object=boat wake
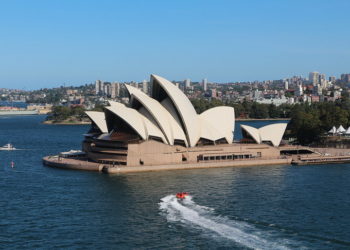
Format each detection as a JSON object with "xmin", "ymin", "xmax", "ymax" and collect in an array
[{"xmin": 159, "ymin": 195, "xmax": 301, "ymax": 250}]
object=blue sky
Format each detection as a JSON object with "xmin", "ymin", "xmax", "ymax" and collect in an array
[{"xmin": 1, "ymin": 0, "xmax": 350, "ymax": 89}]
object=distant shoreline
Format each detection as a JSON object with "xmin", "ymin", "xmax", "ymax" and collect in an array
[
  {"xmin": 42, "ymin": 118, "xmax": 290, "ymax": 125},
  {"xmin": 42, "ymin": 120, "xmax": 90, "ymax": 125},
  {"xmin": 236, "ymin": 118, "xmax": 290, "ymax": 121}
]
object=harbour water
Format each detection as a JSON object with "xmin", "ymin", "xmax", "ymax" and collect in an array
[{"xmin": 1, "ymin": 115, "xmax": 350, "ymax": 249}]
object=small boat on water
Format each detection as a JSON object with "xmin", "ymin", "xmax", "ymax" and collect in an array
[
  {"xmin": 0, "ymin": 143, "xmax": 16, "ymax": 150},
  {"xmin": 176, "ymin": 192, "xmax": 189, "ymax": 199}
]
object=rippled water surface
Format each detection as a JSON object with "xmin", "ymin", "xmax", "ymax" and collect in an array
[{"xmin": 1, "ymin": 116, "xmax": 350, "ymax": 249}]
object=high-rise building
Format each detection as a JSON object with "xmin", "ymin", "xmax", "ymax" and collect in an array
[
  {"xmin": 111, "ymin": 82, "xmax": 120, "ymax": 99},
  {"xmin": 184, "ymin": 78, "xmax": 191, "ymax": 88},
  {"xmin": 315, "ymin": 84, "xmax": 323, "ymax": 96},
  {"xmin": 142, "ymin": 80, "xmax": 148, "ymax": 94},
  {"xmin": 341, "ymin": 74, "xmax": 350, "ymax": 83},
  {"xmin": 95, "ymin": 80, "xmax": 102, "ymax": 95},
  {"xmin": 329, "ymin": 76, "xmax": 336, "ymax": 83},
  {"xmin": 284, "ymin": 80, "xmax": 289, "ymax": 90},
  {"xmin": 319, "ymin": 74, "xmax": 326, "ymax": 82},
  {"xmin": 103, "ymin": 82, "xmax": 111, "ymax": 96},
  {"xmin": 202, "ymin": 78, "xmax": 208, "ymax": 91},
  {"xmin": 309, "ymin": 72, "xmax": 319, "ymax": 86},
  {"xmin": 295, "ymin": 83, "xmax": 303, "ymax": 97}
]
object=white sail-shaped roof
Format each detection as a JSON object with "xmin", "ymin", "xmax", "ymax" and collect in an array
[
  {"xmin": 241, "ymin": 125, "xmax": 261, "ymax": 144},
  {"xmin": 241, "ymin": 123, "xmax": 287, "ymax": 147},
  {"xmin": 328, "ymin": 126, "xmax": 336, "ymax": 134},
  {"xmin": 125, "ymin": 84, "xmax": 187, "ymax": 146},
  {"xmin": 151, "ymin": 74, "xmax": 200, "ymax": 147},
  {"xmin": 199, "ymin": 106, "xmax": 235, "ymax": 143},
  {"xmin": 337, "ymin": 125, "xmax": 346, "ymax": 133},
  {"xmin": 259, "ymin": 123, "xmax": 288, "ymax": 147},
  {"xmin": 85, "ymin": 111, "xmax": 108, "ymax": 133},
  {"xmin": 83, "ymin": 74, "xmax": 241, "ymax": 147},
  {"xmin": 105, "ymin": 106, "xmax": 166, "ymax": 143},
  {"xmin": 108, "ymin": 100, "xmax": 125, "ymax": 108}
]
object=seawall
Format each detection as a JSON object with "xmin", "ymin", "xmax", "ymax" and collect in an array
[{"xmin": 43, "ymin": 156, "xmax": 292, "ymax": 174}]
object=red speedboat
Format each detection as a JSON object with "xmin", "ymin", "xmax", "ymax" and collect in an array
[{"xmin": 176, "ymin": 192, "xmax": 189, "ymax": 199}]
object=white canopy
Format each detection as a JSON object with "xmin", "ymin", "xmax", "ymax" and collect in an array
[
  {"xmin": 328, "ymin": 126, "xmax": 336, "ymax": 134},
  {"xmin": 345, "ymin": 127, "xmax": 350, "ymax": 135},
  {"xmin": 337, "ymin": 125, "xmax": 346, "ymax": 133}
]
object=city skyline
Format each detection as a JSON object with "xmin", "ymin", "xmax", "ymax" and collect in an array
[
  {"xmin": 1, "ymin": 0, "xmax": 350, "ymax": 89},
  {"xmin": 3, "ymin": 70, "xmax": 348, "ymax": 91}
]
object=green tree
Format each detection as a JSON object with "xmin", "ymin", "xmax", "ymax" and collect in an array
[
  {"xmin": 250, "ymin": 102, "xmax": 269, "ymax": 119},
  {"xmin": 289, "ymin": 110, "xmax": 321, "ymax": 145},
  {"xmin": 268, "ymin": 104, "xmax": 279, "ymax": 118}
]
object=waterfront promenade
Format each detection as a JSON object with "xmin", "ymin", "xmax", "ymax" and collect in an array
[{"xmin": 43, "ymin": 155, "xmax": 292, "ymax": 173}]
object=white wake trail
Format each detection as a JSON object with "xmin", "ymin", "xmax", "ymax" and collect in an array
[{"xmin": 159, "ymin": 195, "xmax": 294, "ymax": 250}]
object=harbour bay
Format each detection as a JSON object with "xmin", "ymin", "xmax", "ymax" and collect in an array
[{"xmin": 1, "ymin": 115, "xmax": 350, "ymax": 249}]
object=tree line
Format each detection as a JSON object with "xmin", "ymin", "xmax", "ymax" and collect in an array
[{"xmin": 46, "ymin": 106, "xmax": 87, "ymax": 122}]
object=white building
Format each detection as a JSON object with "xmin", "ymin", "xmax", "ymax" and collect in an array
[
  {"xmin": 256, "ymin": 95, "xmax": 289, "ymax": 106},
  {"xmin": 95, "ymin": 80, "xmax": 103, "ymax": 95},
  {"xmin": 309, "ymin": 72, "xmax": 319, "ymax": 86},
  {"xmin": 184, "ymin": 78, "xmax": 191, "ymax": 88},
  {"xmin": 142, "ymin": 80, "xmax": 148, "ymax": 94},
  {"xmin": 110, "ymin": 82, "xmax": 120, "ymax": 99},
  {"xmin": 202, "ymin": 78, "xmax": 208, "ymax": 91},
  {"xmin": 103, "ymin": 82, "xmax": 111, "ymax": 96}
]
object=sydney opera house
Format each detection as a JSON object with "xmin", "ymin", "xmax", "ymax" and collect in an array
[{"xmin": 79, "ymin": 74, "xmax": 289, "ymax": 169}]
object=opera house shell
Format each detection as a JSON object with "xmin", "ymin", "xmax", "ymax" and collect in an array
[
  {"xmin": 240, "ymin": 124, "xmax": 288, "ymax": 147},
  {"xmin": 83, "ymin": 74, "xmax": 286, "ymax": 167}
]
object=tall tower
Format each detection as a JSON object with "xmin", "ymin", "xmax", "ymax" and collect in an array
[
  {"xmin": 142, "ymin": 80, "xmax": 148, "ymax": 94},
  {"xmin": 202, "ymin": 78, "xmax": 208, "ymax": 91},
  {"xmin": 309, "ymin": 72, "xmax": 319, "ymax": 86},
  {"xmin": 103, "ymin": 82, "xmax": 111, "ymax": 96},
  {"xmin": 184, "ymin": 78, "xmax": 191, "ymax": 88},
  {"xmin": 95, "ymin": 80, "xmax": 102, "ymax": 95},
  {"xmin": 111, "ymin": 82, "xmax": 120, "ymax": 99}
]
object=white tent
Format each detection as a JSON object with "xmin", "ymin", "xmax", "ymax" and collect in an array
[
  {"xmin": 328, "ymin": 126, "xmax": 336, "ymax": 134},
  {"xmin": 337, "ymin": 125, "xmax": 346, "ymax": 134},
  {"xmin": 345, "ymin": 127, "xmax": 350, "ymax": 135}
]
